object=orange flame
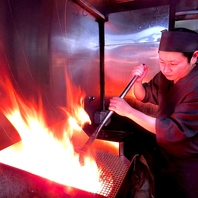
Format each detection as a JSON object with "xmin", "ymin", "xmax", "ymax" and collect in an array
[{"xmin": 0, "ymin": 72, "xmax": 102, "ymax": 193}]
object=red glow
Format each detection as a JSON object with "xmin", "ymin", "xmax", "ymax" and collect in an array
[{"xmin": 0, "ymin": 71, "xmax": 103, "ymax": 193}]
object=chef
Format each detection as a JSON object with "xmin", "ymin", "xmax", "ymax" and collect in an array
[{"xmin": 109, "ymin": 28, "xmax": 198, "ymax": 198}]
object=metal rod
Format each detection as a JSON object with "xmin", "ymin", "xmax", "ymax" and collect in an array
[
  {"xmin": 73, "ymin": 0, "xmax": 107, "ymax": 20},
  {"xmin": 80, "ymin": 75, "xmax": 138, "ymax": 152},
  {"xmin": 98, "ymin": 19, "xmax": 105, "ymax": 111}
]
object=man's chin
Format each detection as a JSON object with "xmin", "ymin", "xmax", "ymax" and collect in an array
[{"xmin": 164, "ymin": 75, "xmax": 173, "ymax": 80}]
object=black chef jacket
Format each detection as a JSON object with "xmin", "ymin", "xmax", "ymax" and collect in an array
[{"xmin": 142, "ymin": 64, "xmax": 198, "ymax": 198}]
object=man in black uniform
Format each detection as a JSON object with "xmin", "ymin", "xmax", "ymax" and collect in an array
[{"xmin": 109, "ymin": 28, "xmax": 198, "ymax": 198}]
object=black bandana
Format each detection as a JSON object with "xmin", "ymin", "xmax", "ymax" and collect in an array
[{"xmin": 159, "ymin": 30, "xmax": 198, "ymax": 52}]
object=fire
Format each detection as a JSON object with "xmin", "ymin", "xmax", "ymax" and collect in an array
[{"xmin": 0, "ymin": 71, "xmax": 103, "ymax": 193}]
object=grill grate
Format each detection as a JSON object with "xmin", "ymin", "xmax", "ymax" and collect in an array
[
  {"xmin": 0, "ymin": 146, "xmax": 131, "ymax": 197},
  {"xmin": 94, "ymin": 151, "xmax": 131, "ymax": 198}
]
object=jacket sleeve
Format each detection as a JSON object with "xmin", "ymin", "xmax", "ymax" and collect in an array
[
  {"xmin": 141, "ymin": 72, "xmax": 163, "ymax": 105},
  {"xmin": 156, "ymin": 90, "xmax": 198, "ymax": 142},
  {"xmin": 155, "ymin": 90, "xmax": 198, "ymax": 158}
]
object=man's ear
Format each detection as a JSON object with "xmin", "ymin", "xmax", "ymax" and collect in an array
[
  {"xmin": 192, "ymin": 51, "xmax": 198, "ymax": 64},
  {"xmin": 193, "ymin": 51, "xmax": 198, "ymax": 57}
]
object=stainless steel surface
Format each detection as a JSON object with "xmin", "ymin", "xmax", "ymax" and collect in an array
[
  {"xmin": 73, "ymin": 0, "xmax": 107, "ymax": 20},
  {"xmin": 0, "ymin": 0, "xmax": 101, "ymax": 139},
  {"xmin": 73, "ymin": 0, "xmax": 198, "ymax": 18},
  {"xmin": 175, "ymin": 19, "xmax": 198, "ymax": 32},
  {"xmin": 50, "ymin": 0, "xmax": 101, "ymax": 123},
  {"xmin": 104, "ymin": 5, "xmax": 169, "ymax": 116}
]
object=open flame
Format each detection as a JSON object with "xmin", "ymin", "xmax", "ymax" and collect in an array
[{"xmin": 0, "ymin": 71, "xmax": 103, "ymax": 193}]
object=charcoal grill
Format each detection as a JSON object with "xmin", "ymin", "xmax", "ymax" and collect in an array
[{"xmin": 0, "ymin": 141, "xmax": 132, "ymax": 198}]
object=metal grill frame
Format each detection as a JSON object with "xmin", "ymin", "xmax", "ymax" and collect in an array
[{"xmin": 94, "ymin": 151, "xmax": 131, "ymax": 198}]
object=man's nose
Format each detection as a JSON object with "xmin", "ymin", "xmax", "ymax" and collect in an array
[{"xmin": 164, "ymin": 63, "xmax": 171, "ymax": 73}]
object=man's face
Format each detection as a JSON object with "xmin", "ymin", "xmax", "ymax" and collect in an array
[{"xmin": 158, "ymin": 51, "xmax": 194, "ymax": 83}]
